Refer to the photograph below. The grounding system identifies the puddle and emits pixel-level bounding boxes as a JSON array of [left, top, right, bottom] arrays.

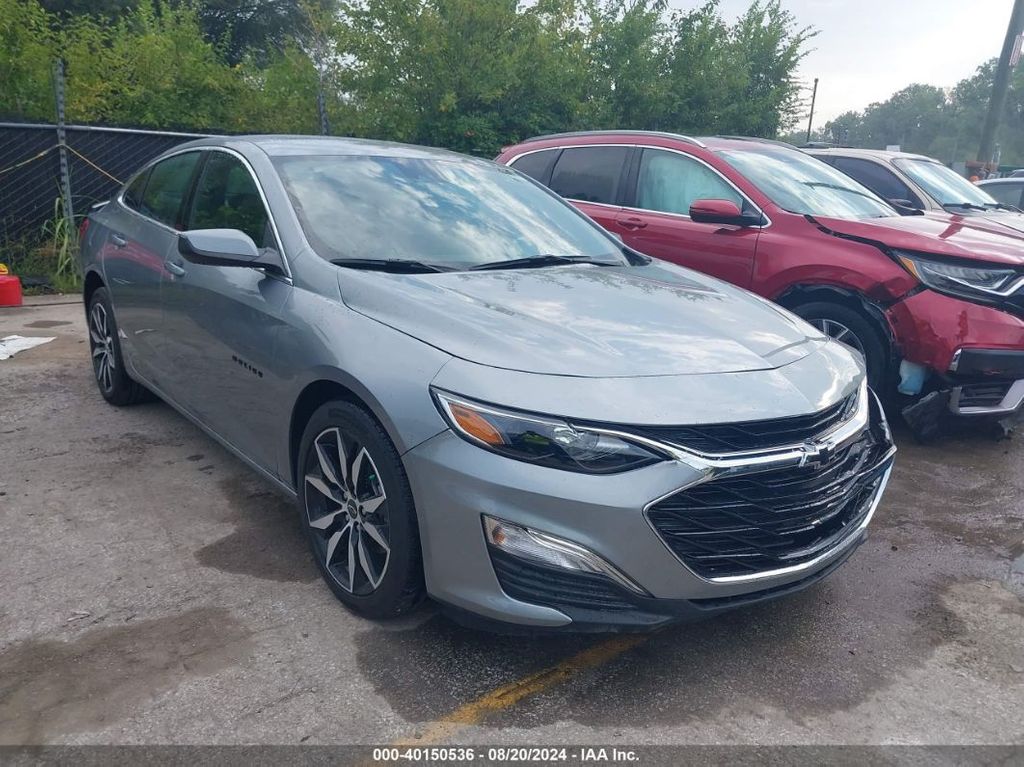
[[193, 474, 317, 583], [0, 607, 250, 743]]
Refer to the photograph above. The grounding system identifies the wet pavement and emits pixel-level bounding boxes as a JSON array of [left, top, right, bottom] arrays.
[[1, 299, 1022, 746]]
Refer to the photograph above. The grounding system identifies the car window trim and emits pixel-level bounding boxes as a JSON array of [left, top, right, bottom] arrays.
[[507, 146, 563, 187], [116, 145, 292, 281], [627, 146, 771, 228]]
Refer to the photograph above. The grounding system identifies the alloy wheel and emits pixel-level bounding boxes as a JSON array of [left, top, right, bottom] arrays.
[[89, 302, 115, 392], [811, 318, 866, 358], [304, 427, 391, 595]]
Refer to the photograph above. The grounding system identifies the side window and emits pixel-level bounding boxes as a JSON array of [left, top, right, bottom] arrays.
[[122, 169, 149, 211], [140, 152, 201, 228], [509, 149, 559, 185], [187, 152, 273, 249], [831, 157, 918, 205], [984, 183, 1024, 208], [636, 149, 743, 216], [549, 146, 629, 204]]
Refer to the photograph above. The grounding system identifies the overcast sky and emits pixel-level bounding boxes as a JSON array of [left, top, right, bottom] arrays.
[[669, 0, 1016, 125]]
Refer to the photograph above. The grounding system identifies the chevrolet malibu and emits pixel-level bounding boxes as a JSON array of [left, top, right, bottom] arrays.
[[79, 136, 895, 631]]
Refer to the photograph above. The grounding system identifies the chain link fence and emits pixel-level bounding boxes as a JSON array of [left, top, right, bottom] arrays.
[[0, 121, 206, 258]]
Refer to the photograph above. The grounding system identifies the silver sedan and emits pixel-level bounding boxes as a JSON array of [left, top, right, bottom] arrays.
[[79, 136, 894, 631]]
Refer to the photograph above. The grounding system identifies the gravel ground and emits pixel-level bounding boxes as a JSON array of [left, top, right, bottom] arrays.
[[1, 298, 1022, 747]]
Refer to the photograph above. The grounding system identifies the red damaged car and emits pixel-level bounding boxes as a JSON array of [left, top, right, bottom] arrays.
[[496, 132, 1024, 434]]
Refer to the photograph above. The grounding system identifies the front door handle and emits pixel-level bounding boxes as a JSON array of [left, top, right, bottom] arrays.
[[617, 216, 648, 230], [110, 234, 127, 248], [165, 260, 187, 277]]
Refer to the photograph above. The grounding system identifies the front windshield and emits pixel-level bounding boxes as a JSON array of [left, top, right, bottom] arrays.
[[894, 158, 997, 207], [719, 148, 897, 219], [273, 155, 624, 268]]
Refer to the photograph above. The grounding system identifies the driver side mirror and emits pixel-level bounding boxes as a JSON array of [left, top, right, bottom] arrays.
[[689, 199, 763, 227], [178, 229, 285, 275]]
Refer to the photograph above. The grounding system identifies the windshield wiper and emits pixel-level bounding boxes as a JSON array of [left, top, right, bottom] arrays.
[[330, 258, 452, 273], [943, 201, 989, 211], [984, 202, 1022, 212], [468, 254, 621, 272]]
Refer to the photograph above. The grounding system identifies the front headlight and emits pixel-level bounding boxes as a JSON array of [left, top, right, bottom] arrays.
[[896, 252, 1023, 299], [432, 390, 666, 474]]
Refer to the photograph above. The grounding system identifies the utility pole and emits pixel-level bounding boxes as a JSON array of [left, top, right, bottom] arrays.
[[53, 59, 74, 228], [806, 78, 819, 143], [977, 0, 1024, 167]]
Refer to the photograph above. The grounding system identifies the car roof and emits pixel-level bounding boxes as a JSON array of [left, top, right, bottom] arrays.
[[169, 134, 478, 163], [510, 131, 802, 153], [805, 147, 937, 163], [977, 178, 1024, 186]]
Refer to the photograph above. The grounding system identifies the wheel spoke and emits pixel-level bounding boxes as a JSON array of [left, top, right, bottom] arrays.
[[361, 520, 390, 554], [324, 523, 350, 568], [315, 437, 342, 490], [358, 533, 382, 587], [308, 506, 346, 531], [89, 327, 104, 345], [336, 431, 350, 489], [351, 447, 368, 492], [347, 529, 356, 589], [362, 494, 386, 516], [92, 346, 105, 358], [305, 473, 342, 503]]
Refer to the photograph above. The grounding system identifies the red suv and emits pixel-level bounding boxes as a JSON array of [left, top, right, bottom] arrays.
[[496, 132, 1024, 433]]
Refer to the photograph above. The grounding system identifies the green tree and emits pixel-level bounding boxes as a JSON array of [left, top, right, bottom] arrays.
[[0, 0, 56, 120]]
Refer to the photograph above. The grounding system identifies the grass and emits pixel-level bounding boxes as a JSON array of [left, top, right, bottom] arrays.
[[0, 196, 82, 295]]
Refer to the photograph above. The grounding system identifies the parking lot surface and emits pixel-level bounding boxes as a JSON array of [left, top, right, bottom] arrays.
[[1, 298, 1022, 746]]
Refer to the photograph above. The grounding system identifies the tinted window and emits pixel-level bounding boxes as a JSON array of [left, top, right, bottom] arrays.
[[140, 152, 200, 228], [123, 170, 149, 211], [831, 157, 918, 206], [510, 149, 559, 184], [549, 146, 628, 204], [980, 183, 1023, 208], [719, 148, 897, 219], [273, 156, 623, 268], [188, 152, 273, 248], [636, 149, 743, 215]]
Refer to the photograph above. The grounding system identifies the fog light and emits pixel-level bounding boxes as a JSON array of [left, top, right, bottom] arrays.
[[482, 516, 647, 595]]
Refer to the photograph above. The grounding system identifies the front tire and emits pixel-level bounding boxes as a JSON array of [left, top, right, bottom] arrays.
[[297, 400, 424, 618], [86, 287, 151, 406], [791, 301, 890, 392]]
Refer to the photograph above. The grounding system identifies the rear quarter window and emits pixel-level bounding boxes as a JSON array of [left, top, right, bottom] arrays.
[[509, 149, 559, 185]]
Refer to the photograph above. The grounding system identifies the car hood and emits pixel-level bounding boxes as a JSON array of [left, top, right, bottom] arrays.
[[811, 211, 1024, 266], [337, 262, 824, 377]]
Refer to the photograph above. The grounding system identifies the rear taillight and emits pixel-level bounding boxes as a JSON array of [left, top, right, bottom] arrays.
[[78, 217, 90, 244]]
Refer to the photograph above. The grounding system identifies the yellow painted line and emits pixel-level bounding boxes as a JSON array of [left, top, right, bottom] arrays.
[[394, 633, 650, 746]]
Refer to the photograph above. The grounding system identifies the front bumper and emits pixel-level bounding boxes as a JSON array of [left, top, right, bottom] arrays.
[[887, 290, 1024, 418], [403, 391, 894, 631]]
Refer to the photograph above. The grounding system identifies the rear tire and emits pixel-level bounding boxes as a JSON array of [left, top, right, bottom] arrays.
[[297, 400, 425, 619], [86, 287, 152, 406], [791, 301, 890, 393]]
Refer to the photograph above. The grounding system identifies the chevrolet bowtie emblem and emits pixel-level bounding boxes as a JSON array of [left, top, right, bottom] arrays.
[[800, 441, 834, 469]]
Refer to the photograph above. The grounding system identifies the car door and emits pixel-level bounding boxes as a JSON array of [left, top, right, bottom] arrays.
[[617, 147, 761, 288], [827, 156, 924, 209], [545, 145, 632, 234], [101, 152, 202, 384], [158, 149, 292, 475]]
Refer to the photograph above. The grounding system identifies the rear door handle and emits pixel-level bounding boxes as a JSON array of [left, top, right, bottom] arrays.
[[617, 216, 648, 230], [110, 234, 127, 248], [165, 260, 187, 277]]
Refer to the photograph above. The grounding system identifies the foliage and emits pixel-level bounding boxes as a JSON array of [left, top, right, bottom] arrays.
[[39, 195, 81, 291], [0, 0, 56, 119]]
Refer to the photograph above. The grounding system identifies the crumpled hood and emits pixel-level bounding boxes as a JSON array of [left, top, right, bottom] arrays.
[[811, 212, 1024, 267], [337, 262, 824, 377]]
